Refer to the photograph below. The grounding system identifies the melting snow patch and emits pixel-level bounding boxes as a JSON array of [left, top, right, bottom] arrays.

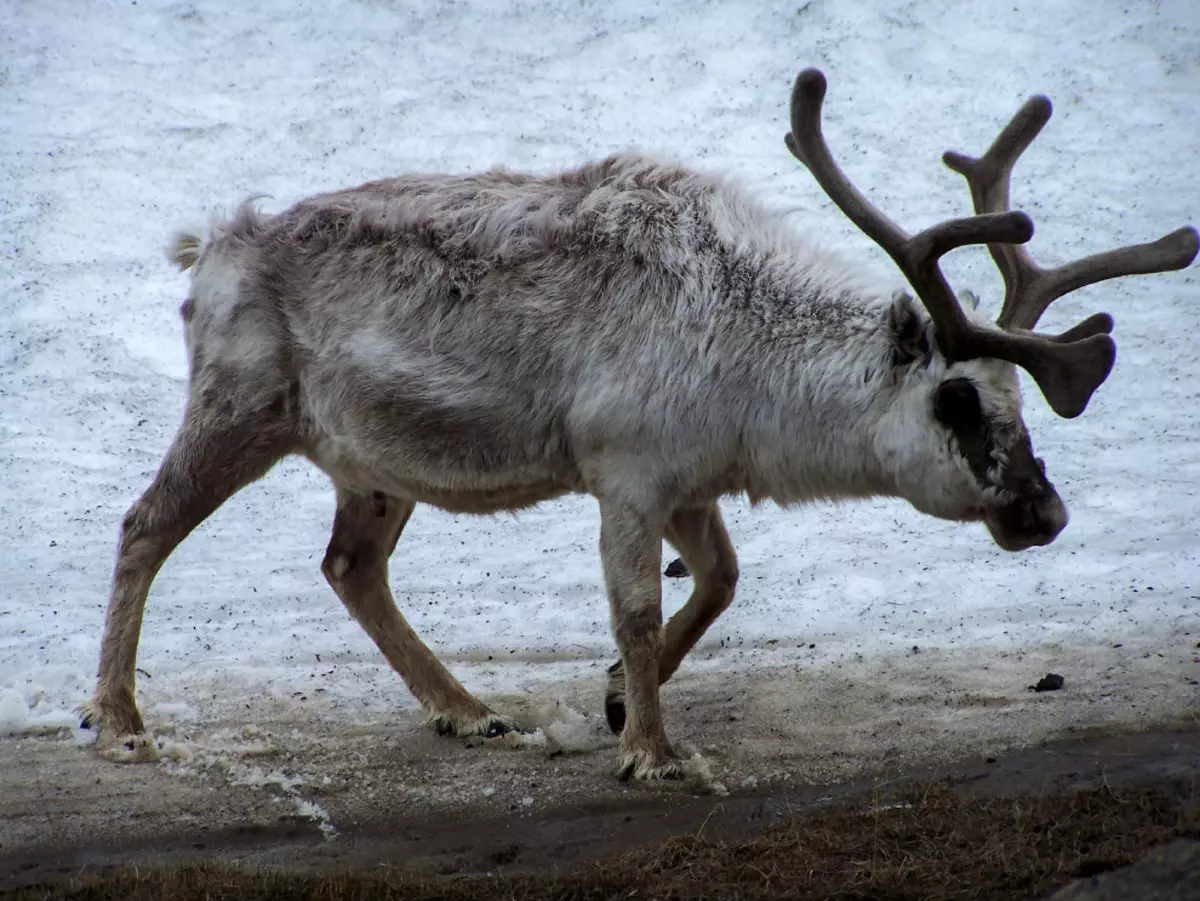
[[153, 701, 200, 723], [158, 727, 338, 841], [501, 727, 547, 750], [293, 798, 338, 840], [528, 699, 618, 755], [0, 686, 81, 737], [217, 760, 307, 794], [679, 741, 729, 797], [70, 726, 99, 747]]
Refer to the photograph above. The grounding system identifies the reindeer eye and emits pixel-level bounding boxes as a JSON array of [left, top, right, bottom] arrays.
[[933, 378, 982, 428]]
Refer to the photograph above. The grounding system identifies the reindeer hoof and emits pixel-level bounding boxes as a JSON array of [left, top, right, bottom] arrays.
[[664, 557, 690, 578], [604, 695, 626, 736], [616, 746, 686, 782], [430, 711, 515, 739], [477, 718, 513, 738], [604, 660, 626, 735]]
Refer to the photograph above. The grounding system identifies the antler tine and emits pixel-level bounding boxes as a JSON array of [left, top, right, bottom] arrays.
[[944, 101, 1200, 331], [784, 68, 1134, 418], [942, 95, 1051, 326], [1013, 227, 1199, 330], [784, 68, 1034, 363], [784, 70, 913, 272]]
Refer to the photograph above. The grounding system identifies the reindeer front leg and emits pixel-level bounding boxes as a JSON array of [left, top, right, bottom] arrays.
[[605, 503, 739, 735], [596, 498, 684, 781]]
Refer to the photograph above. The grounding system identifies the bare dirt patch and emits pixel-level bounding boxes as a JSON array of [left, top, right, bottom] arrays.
[[4, 729, 1198, 899], [2, 644, 1196, 896]]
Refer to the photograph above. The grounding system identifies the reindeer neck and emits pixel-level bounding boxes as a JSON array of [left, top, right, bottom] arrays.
[[714, 256, 903, 507]]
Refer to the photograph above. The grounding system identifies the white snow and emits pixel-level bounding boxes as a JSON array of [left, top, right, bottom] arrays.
[[1, 0, 1197, 753]]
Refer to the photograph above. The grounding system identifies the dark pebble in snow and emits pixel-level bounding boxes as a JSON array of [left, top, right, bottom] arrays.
[[664, 558, 690, 578], [1029, 673, 1065, 692]]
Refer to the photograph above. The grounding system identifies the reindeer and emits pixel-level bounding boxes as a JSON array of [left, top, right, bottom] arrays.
[[81, 68, 1197, 781]]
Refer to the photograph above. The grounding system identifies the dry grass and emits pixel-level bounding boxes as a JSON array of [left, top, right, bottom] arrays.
[[10, 780, 1197, 901]]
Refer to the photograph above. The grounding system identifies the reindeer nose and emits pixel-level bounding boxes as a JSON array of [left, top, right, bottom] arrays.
[[1010, 488, 1067, 547], [1030, 493, 1068, 544], [989, 488, 1068, 551]]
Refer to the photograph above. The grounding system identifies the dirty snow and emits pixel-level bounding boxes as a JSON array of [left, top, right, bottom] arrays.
[[1, 0, 1197, 777]]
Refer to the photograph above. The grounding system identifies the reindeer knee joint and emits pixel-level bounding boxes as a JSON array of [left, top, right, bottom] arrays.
[[614, 606, 664, 649], [698, 557, 738, 608], [116, 500, 174, 564], [321, 552, 354, 584], [717, 562, 739, 598], [120, 503, 152, 543]]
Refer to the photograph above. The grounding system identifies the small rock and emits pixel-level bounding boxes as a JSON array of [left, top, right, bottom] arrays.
[[1030, 673, 1065, 693]]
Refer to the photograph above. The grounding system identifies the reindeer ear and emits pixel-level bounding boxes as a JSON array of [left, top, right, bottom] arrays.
[[888, 292, 931, 366]]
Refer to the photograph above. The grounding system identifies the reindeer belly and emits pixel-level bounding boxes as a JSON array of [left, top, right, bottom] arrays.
[[298, 368, 582, 513]]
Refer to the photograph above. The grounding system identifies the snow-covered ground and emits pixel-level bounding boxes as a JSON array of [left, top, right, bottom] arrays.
[[1, 0, 1197, 769]]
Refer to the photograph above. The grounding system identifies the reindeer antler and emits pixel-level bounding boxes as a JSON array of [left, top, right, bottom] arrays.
[[942, 97, 1199, 333], [784, 68, 1199, 418]]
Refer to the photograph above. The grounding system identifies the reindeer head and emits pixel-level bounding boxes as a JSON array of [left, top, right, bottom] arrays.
[[786, 68, 1198, 551]]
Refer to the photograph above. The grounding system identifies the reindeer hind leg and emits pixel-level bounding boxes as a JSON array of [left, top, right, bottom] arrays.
[[81, 402, 292, 745], [320, 489, 514, 738]]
